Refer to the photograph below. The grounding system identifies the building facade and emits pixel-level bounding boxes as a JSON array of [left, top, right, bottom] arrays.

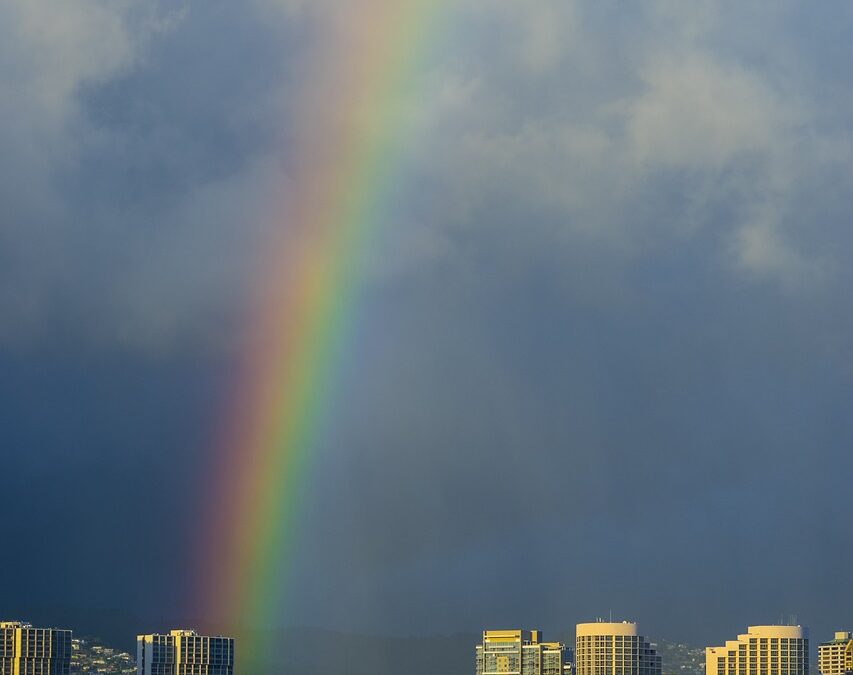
[[476, 630, 571, 675], [0, 621, 72, 675], [136, 630, 234, 675], [818, 632, 853, 675], [575, 622, 661, 675], [706, 625, 808, 675]]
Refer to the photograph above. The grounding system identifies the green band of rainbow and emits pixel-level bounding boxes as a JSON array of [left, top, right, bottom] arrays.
[[199, 2, 445, 671]]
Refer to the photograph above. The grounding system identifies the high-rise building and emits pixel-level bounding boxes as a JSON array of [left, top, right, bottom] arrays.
[[706, 625, 808, 675], [0, 621, 72, 675], [136, 630, 234, 675], [818, 632, 853, 675], [575, 621, 661, 675], [475, 630, 571, 675]]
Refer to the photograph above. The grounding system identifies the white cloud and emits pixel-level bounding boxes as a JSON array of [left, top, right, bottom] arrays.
[[2, 0, 136, 117], [0, 0, 132, 217], [620, 49, 832, 287], [627, 54, 794, 168], [2, 0, 852, 350], [403, 2, 843, 291], [733, 204, 831, 289]]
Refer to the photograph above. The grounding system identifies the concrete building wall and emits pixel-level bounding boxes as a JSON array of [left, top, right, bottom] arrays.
[[575, 622, 661, 675], [705, 626, 808, 675]]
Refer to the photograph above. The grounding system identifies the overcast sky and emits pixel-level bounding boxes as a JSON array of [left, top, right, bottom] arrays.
[[3, 0, 853, 650]]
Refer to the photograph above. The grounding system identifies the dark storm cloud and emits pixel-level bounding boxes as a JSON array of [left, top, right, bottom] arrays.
[[2, 0, 853, 655], [0, 0, 308, 350]]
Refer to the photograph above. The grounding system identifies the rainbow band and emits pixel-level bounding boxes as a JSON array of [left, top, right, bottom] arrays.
[[200, 2, 444, 671]]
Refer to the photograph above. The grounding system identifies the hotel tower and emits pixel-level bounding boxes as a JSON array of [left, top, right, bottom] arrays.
[[818, 631, 853, 675], [575, 621, 661, 675], [0, 621, 72, 675], [136, 630, 234, 675], [706, 625, 808, 675], [475, 630, 571, 675]]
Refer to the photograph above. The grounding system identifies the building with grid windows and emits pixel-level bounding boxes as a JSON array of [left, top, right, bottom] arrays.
[[136, 630, 233, 675], [705, 625, 808, 675], [818, 631, 853, 675], [475, 630, 572, 675], [575, 622, 661, 675], [0, 621, 72, 675]]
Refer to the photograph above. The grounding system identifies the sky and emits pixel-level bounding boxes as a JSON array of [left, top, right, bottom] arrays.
[[2, 0, 853, 653]]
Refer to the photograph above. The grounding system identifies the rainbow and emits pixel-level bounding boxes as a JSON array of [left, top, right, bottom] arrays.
[[197, 2, 445, 671]]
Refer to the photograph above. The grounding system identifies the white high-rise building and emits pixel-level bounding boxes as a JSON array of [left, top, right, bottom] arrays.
[[0, 621, 72, 675], [706, 625, 808, 675], [475, 630, 571, 675], [136, 630, 234, 675], [818, 631, 853, 675], [575, 621, 661, 675]]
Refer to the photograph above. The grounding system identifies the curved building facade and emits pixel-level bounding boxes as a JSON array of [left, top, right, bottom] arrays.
[[706, 625, 808, 675], [575, 622, 661, 675]]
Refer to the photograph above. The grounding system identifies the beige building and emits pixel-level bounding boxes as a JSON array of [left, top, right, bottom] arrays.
[[136, 630, 234, 675], [706, 625, 808, 675], [818, 632, 853, 675], [0, 621, 72, 675], [575, 622, 661, 675], [475, 630, 570, 675]]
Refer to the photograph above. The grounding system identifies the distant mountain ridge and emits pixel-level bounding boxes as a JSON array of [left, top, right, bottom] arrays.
[[72, 637, 135, 675], [656, 639, 706, 675]]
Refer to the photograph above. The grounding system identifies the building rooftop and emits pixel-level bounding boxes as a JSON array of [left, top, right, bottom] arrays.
[[819, 632, 853, 646]]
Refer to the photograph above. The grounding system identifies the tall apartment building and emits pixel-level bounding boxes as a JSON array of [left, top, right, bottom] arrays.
[[136, 630, 234, 675], [575, 622, 661, 675], [818, 632, 853, 675], [475, 630, 571, 675], [706, 625, 808, 675], [0, 621, 72, 675]]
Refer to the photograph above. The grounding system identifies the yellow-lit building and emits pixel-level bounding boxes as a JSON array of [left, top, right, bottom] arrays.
[[136, 630, 234, 675], [818, 632, 853, 675], [706, 625, 808, 675], [476, 630, 571, 675], [575, 622, 661, 675], [0, 621, 72, 675]]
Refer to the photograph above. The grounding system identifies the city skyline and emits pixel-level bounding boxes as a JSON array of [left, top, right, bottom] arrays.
[[10, 618, 853, 675]]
